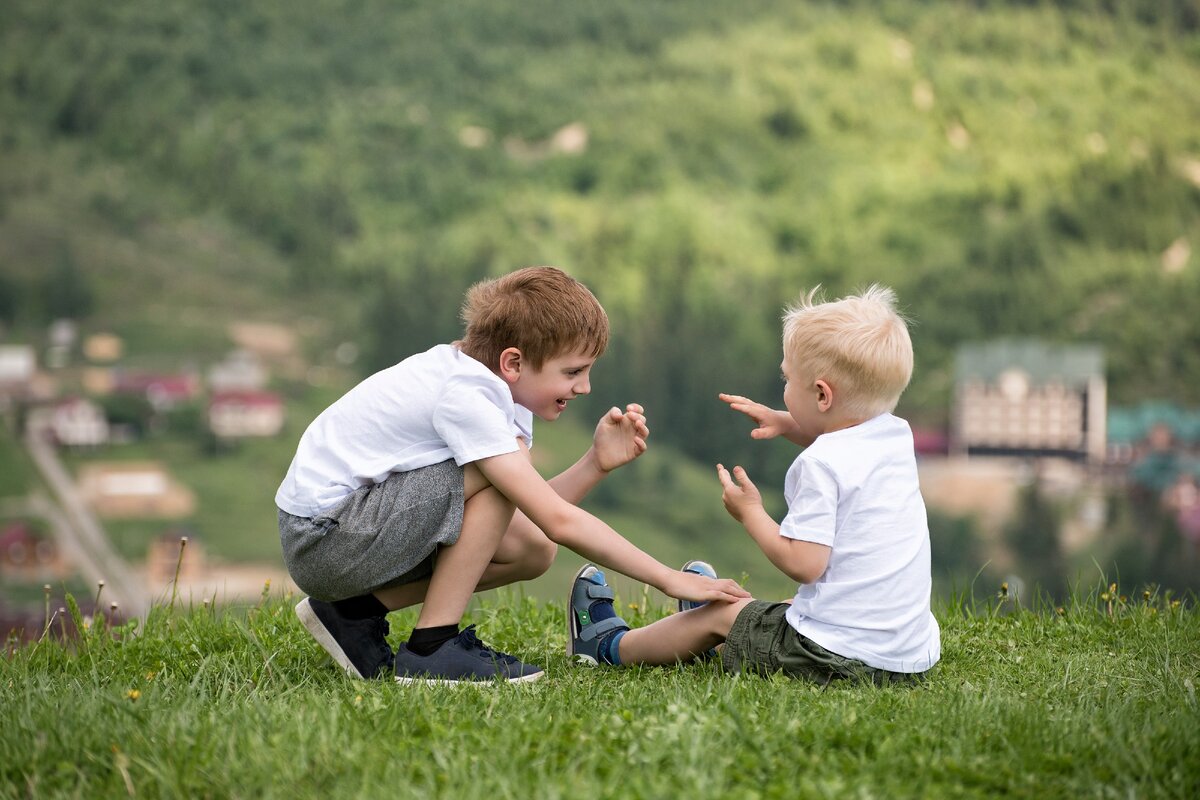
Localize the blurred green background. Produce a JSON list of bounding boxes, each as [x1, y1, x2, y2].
[[1, 0, 1199, 606]]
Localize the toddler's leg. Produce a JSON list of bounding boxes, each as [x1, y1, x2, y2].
[[617, 600, 750, 666], [567, 563, 752, 667]]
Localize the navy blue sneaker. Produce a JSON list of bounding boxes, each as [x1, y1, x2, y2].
[[393, 625, 544, 685], [296, 597, 395, 680], [567, 564, 629, 665]]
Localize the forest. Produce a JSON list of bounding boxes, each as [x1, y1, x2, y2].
[[1, 0, 1199, 597]]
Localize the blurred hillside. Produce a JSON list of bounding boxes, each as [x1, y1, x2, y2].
[[2, 1, 1199, 600]]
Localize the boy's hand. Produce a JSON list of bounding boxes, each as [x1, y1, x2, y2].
[[716, 463, 764, 523], [592, 403, 649, 473], [719, 393, 793, 440], [661, 570, 751, 604]]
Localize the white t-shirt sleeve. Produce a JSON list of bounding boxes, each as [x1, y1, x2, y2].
[[779, 457, 839, 546], [432, 377, 523, 465]]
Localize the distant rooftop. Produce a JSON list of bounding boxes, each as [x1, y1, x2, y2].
[[955, 339, 1104, 386]]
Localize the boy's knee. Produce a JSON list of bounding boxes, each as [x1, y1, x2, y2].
[[504, 531, 556, 580], [520, 535, 557, 579]]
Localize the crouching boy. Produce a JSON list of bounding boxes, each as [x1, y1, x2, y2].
[[276, 266, 748, 685]]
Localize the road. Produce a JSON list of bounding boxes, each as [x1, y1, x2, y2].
[[22, 424, 149, 619]]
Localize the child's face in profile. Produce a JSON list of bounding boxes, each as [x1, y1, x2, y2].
[[510, 349, 596, 421], [781, 354, 824, 447]]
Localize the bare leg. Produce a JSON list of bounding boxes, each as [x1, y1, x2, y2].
[[616, 599, 753, 666], [372, 462, 514, 625], [413, 484, 513, 627], [371, 512, 554, 613], [372, 472, 556, 612]]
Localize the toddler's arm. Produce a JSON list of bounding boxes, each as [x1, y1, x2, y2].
[[717, 463, 830, 584], [719, 393, 807, 446]]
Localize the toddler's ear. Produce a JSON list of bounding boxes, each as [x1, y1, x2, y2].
[[815, 379, 834, 412]]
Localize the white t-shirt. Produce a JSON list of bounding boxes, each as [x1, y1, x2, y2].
[[275, 344, 533, 518], [782, 413, 941, 673]]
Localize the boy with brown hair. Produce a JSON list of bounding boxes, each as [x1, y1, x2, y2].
[[567, 285, 941, 684], [277, 266, 748, 685]]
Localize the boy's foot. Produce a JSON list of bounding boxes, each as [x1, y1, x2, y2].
[[677, 559, 718, 612], [567, 564, 629, 665], [295, 597, 395, 680], [393, 626, 544, 685], [677, 560, 719, 660]]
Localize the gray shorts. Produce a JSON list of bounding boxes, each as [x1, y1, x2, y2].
[[278, 459, 465, 601], [722, 600, 927, 686]]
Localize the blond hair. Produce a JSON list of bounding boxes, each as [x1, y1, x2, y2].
[[782, 284, 913, 417], [458, 266, 609, 371]]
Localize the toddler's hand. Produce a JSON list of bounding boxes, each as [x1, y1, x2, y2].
[[663, 571, 751, 604], [716, 463, 763, 523], [719, 393, 791, 440], [593, 403, 649, 473]]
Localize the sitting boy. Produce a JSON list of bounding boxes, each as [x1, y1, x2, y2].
[[276, 266, 748, 685], [567, 285, 940, 684]]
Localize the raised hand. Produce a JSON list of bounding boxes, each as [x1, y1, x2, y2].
[[718, 392, 796, 441], [592, 403, 649, 473], [716, 463, 764, 523]]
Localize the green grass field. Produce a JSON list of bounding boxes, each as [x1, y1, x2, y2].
[[2, 580, 1197, 799]]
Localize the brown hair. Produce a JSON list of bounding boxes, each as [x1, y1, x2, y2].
[[458, 266, 609, 370], [782, 284, 913, 417]]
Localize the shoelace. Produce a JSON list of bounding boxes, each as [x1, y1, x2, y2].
[[457, 625, 520, 665]]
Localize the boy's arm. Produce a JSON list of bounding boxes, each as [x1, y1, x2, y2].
[[505, 404, 647, 538], [549, 403, 649, 501], [716, 464, 830, 584], [477, 444, 750, 604], [719, 393, 807, 447]]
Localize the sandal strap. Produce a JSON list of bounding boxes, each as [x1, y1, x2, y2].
[[579, 617, 628, 642], [584, 583, 615, 601]]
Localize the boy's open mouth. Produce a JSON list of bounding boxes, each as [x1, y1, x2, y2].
[[555, 399, 568, 410]]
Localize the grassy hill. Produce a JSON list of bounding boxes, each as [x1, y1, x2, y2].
[[2, 0, 1200, 603], [1, 585, 1197, 798]]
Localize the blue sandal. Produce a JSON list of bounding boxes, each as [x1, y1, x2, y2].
[[567, 564, 629, 665], [678, 559, 719, 660]]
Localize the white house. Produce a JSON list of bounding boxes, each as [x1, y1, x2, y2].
[[51, 397, 109, 447], [208, 390, 285, 439], [952, 339, 1106, 463]]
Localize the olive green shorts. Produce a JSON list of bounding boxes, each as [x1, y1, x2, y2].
[[721, 600, 927, 686]]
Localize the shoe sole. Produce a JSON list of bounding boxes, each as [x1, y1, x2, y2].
[[567, 563, 600, 666], [295, 597, 365, 680], [394, 670, 545, 687]]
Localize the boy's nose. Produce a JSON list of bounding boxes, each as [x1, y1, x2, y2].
[[575, 377, 591, 395]]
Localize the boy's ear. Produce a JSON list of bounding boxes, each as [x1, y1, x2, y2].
[[498, 347, 523, 383], [814, 379, 834, 413]]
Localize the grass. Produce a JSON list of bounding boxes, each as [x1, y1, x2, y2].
[[2, 579, 1197, 799]]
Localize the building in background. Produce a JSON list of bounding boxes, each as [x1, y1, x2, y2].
[[0, 344, 36, 406], [50, 397, 109, 447], [207, 390, 285, 439], [951, 339, 1106, 463]]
